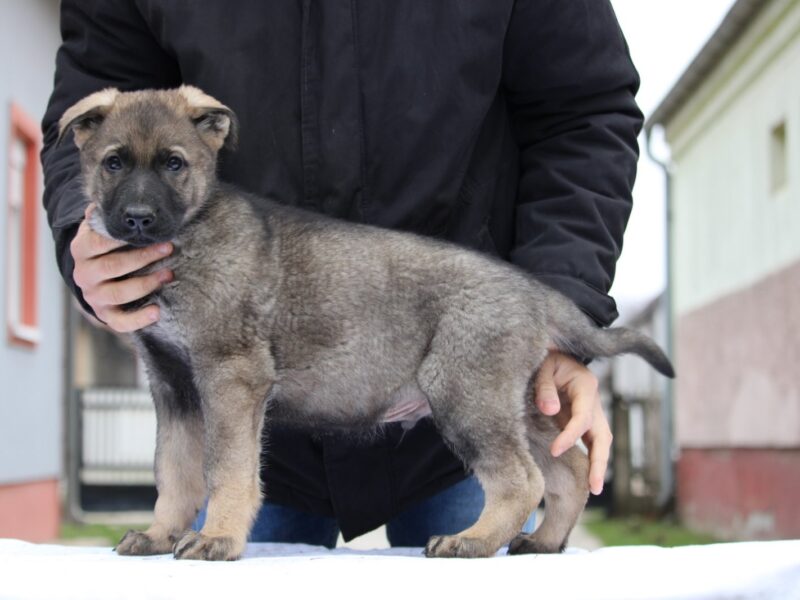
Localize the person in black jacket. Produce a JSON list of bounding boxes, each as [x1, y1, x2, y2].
[[42, 1, 642, 546]]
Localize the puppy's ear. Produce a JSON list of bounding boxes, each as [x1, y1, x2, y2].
[[57, 88, 120, 148], [177, 85, 239, 151]]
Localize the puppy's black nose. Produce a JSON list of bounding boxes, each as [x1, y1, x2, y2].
[[123, 206, 156, 232]]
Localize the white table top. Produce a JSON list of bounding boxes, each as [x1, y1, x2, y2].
[[1, 538, 798, 600]]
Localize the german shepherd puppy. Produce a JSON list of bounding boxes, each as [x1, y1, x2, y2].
[[58, 87, 673, 561]]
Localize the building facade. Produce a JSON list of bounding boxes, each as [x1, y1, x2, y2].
[[0, 1, 63, 541], [650, 0, 800, 539]]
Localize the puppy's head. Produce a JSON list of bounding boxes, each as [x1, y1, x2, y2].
[[58, 86, 237, 246]]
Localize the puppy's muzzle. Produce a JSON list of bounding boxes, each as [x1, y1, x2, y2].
[[105, 170, 180, 246]]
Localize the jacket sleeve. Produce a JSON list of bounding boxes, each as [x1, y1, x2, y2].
[[502, 0, 643, 326], [40, 0, 180, 310]]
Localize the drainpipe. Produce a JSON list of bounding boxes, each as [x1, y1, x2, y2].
[[644, 124, 676, 510], [63, 290, 82, 522]]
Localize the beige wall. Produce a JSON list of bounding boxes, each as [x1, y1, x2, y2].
[[675, 259, 800, 448]]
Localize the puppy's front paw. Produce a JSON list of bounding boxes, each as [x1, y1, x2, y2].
[[424, 534, 494, 558], [173, 531, 242, 561], [116, 529, 173, 556]]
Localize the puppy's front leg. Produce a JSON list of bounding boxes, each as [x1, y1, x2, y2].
[[173, 354, 272, 561], [117, 380, 205, 555]]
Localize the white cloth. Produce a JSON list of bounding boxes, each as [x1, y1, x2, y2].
[[0, 538, 798, 600]]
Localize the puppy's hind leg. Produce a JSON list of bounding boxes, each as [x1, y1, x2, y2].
[[424, 445, 543, 558], [418, 342, 543, 558], [508, 411, 590, 555]]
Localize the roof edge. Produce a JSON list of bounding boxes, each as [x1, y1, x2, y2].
[[645, 0, 769, 132]]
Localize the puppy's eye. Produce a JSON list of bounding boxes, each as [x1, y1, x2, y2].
[[165, 156, 184, 172], [104, 155, 123, 172]]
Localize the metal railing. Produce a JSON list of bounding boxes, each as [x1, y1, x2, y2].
[[80, 387, 156, 485]]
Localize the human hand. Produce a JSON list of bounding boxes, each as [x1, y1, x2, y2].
[[71, 204, 173, 332], [534, 351, 613, 495]]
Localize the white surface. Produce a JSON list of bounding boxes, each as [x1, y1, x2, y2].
[[0, 539, 798, 600]]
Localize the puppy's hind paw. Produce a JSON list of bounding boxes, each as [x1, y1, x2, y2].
[[116, 530, 173, 556], [424, 535, 494, 558], [173, 531, 242, 561], [507, 533, 565, 555]]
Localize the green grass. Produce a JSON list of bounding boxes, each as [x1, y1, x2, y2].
[[60, 514, 717, 548], [584, 512, 719, 547], [59, 522, 148, 545]]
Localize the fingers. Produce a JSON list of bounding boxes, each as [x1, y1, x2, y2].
[[548, 358, 599, 457], [71, 213, 173, 288], [534, 354, 561, 416], [97, 304, 161, 333], [75, 243, 173, 289], [84, 269, 173, 311], [71, 216, 127, 261], [585, 411, 613, 495], [70, 204, 174, 333], [550, 394, 592, 458], [540, 351, 612, 495], [86, 269, 172, 333]]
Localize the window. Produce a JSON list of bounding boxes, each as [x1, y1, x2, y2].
[[770, 120, 787, 194], [6, 103, 41, 347]]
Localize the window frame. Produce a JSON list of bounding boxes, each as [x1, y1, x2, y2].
[[6, 102, 41, 348]]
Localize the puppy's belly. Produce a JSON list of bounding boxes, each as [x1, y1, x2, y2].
[[269, 376, 431, 429], [381, 382, 432, 424]]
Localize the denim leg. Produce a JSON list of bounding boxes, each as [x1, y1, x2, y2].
[[385, 475, 537, 547], [193, 500, 340, 549]]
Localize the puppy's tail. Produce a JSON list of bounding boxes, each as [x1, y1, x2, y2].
[[545, 292, 675, 378]]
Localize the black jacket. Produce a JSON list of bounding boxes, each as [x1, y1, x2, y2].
[[41, 0, 642, 540]]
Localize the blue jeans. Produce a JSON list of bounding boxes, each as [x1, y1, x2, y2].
[[193, 475, 536, 548]]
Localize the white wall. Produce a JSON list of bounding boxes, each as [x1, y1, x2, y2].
[[0, 0, 63, 484], [667, 0, 800, 316]]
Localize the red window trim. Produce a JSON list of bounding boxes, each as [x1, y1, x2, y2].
[[6, 103, 41, 348]]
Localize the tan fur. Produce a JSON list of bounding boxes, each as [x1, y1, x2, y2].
[[426, 459, 544, 557], [57, 88, 120, 148], [517, 446, 590, 552], [175, 85, 233, 151], [174, 354, 271, 560], [116, 394, 206, 556], [176, 85, 226, 110]]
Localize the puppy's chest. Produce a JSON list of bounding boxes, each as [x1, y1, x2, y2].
[[147, 257, 277, 352], [147, 299, 188, 347], [150, 282, 236, 349], [152, 252, 239, 322]]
